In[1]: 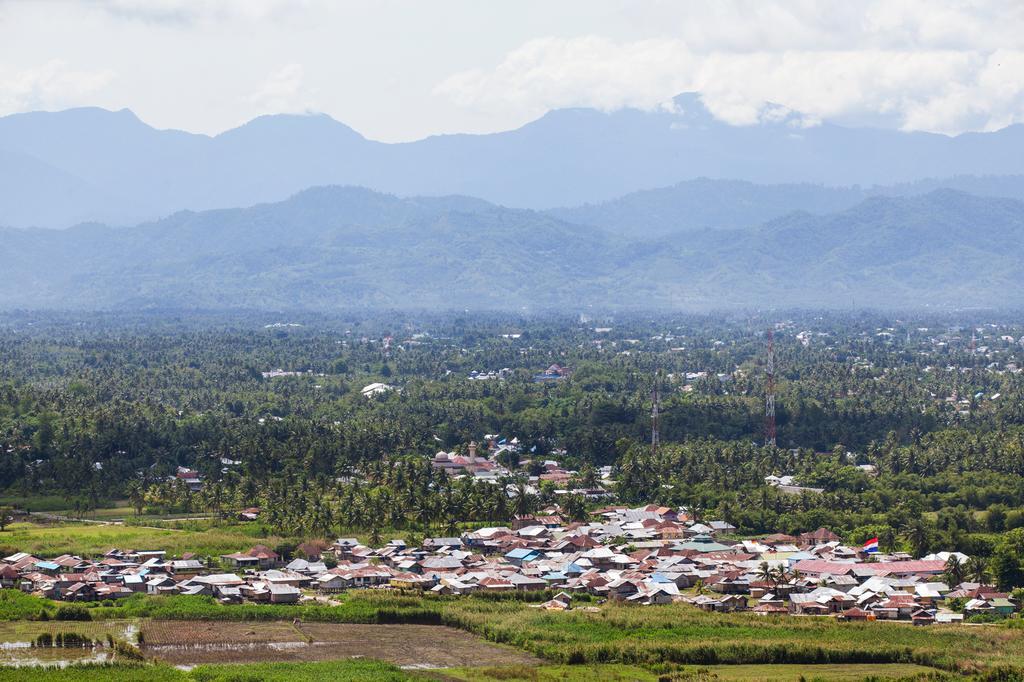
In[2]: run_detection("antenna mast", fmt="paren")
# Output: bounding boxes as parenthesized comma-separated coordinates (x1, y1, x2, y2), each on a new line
(765, 329, 777, 447)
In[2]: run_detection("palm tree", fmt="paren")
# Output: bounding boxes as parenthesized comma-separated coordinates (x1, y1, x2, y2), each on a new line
(905, 518, 931, 558)
(0, 506, 13, 532)
(757, 561, 774, 585)
(879, 526, 898, 554)
(944, 555, 966, 587)
(467, 493, 487, 522)
(772, 565, 789, 589)
(126, 479, 145, 517)
(563, 494, 588, 522)
(306, 497, 334, 537)
(965, 555, 989, 584)
(368, 524, 382, 547)
(512, 482, 536, 517)
(414, 497, 435, 533)
(349, 501, 368, 530)
(201, 481, 226, 520)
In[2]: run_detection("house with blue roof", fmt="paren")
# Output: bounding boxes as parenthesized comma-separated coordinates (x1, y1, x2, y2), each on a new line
(541, 571, 568, 586)
(504, 547, 541, 565)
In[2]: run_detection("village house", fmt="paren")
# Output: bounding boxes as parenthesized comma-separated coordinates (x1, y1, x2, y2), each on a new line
(533, 364, 571, 382)
(221, 545, 280, 570)
(0, 504, 1009, 625)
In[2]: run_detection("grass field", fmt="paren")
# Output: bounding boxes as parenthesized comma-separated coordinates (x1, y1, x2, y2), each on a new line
(0, 661, 958, 682)
(0, 495, 108, 513)
(0, 660, 410, 681)
(431, 663, 943, 681)
(435, 597, 1024, 673)
(189, 660, 410, 681)
(0, 519, 425, 559)
(430, 664, 663, 681)
(48, 505, 215, 524)
(670, 664, 943, 680)
(0, 517, 497, 562)
(0, 522, 290, 558)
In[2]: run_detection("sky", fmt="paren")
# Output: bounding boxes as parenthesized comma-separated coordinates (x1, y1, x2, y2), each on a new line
(0, 0, 1023, 141)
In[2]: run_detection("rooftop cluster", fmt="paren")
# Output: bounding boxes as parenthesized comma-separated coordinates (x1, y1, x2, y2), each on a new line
(3, 505, 1008, 623)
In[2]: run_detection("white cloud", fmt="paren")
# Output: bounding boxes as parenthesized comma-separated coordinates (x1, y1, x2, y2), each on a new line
(0, 60, 115, 115)
(437, 33, 1024, 135)
(1, 1, 1022, 139)
(248, 63, 317, 114)
(438, 37, 693, 116)
(87, 0, 311, 27)
(647, 0, 1024, 52)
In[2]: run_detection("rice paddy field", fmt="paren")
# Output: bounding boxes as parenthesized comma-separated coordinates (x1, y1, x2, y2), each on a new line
(141, 620, 540, 668)
(0, 619, 137, 668)
(0, 619, 136, 641)
(141, 620, 302, 647)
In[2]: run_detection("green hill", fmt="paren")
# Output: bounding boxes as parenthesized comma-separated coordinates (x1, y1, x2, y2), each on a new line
(2, 186, 1022, 310)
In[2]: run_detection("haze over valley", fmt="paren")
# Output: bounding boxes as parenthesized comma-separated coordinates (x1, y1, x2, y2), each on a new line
(3, 95, 1024, 311)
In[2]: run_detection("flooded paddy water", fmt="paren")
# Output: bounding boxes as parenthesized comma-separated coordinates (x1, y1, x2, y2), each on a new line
(0, 640, 111, 667)
(140, 621, 540, 669)
(0, 620, 137, 668)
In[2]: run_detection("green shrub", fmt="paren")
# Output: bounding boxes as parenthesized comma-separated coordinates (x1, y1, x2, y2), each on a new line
(55, 605, 92, 621)
(0, 589, 53, 620)
(112, 639, 144, 660)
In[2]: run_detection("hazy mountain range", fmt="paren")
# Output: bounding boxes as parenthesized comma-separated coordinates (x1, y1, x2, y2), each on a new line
(4, 93, 1024, 229)
(2, 186, 1022, 310)
(4, 93, 1024, 311)
(551, 175, 1024, 237)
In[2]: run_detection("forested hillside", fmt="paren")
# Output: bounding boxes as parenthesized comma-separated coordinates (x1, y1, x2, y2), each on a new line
(549, 175, 1024, 237)
(1, 188, 1022, 310)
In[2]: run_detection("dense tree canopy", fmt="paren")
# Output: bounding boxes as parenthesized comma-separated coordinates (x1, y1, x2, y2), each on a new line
(2, 310, 1024, 562)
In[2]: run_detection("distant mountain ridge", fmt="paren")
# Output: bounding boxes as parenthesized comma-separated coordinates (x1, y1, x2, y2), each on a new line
(549, 176, 1024, 237)
(1, 186, 1021, 310)
(0, 187, 615, 310)
(3, 93, 1024, 228)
